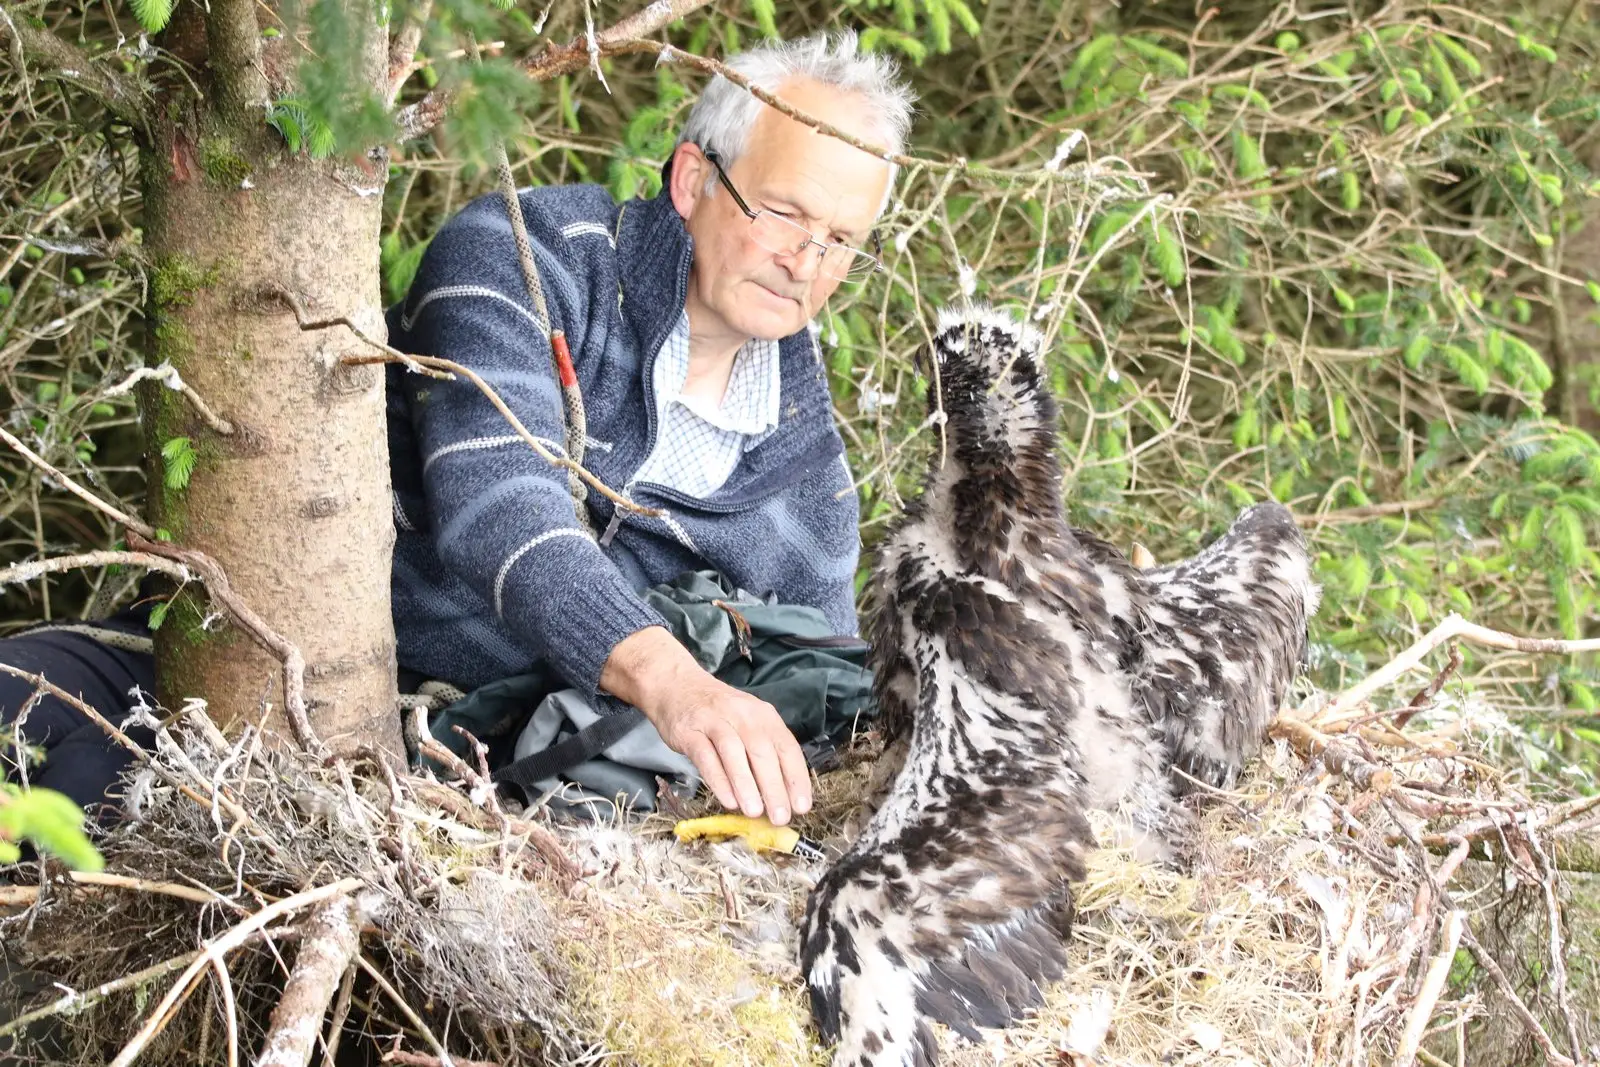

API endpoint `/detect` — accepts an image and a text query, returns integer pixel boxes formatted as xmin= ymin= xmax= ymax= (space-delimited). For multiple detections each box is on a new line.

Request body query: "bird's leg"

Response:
xmin=845 ymin=734 xmax=910 ymax=841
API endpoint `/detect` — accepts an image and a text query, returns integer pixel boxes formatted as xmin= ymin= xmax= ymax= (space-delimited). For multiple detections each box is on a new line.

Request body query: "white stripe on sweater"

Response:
xmin=561 ymin=221 xmax=617 ymax=248
xmin=493 ymin=528 xmax=592 ymax=616
xmin=401 ymin=285 xmax=548 ymax=337
xmin=423 ymin=433 xmax=564 ymax=473
xmin=658 ymin=512 xmax=699 ymax=554
xmin=392 ymin=491 xmax=416 ymax=532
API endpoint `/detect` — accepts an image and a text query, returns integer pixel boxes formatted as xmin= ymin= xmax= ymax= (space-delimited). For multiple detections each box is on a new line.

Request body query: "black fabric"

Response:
xmin=0 ymin=617 xmax=155 ymax=822
xmin=491 ymin=705 xmax=645 ymax=799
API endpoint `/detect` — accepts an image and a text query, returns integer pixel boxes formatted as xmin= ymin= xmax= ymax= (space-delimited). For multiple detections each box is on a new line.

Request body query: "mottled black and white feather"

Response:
xmin=799 ymin=306 xmax=1317 ymax=1066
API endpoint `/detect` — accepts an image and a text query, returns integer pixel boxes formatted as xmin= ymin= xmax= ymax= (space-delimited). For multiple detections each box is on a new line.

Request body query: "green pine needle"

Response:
xmin=127 ymin=0 xmax=173 ymax=33
xmin=162 ymin=435 xmax=197 ymax=491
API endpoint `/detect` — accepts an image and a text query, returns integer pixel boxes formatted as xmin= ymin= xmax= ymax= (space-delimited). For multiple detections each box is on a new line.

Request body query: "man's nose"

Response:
xmin=775 ymin=244 xmax=824 ymax=282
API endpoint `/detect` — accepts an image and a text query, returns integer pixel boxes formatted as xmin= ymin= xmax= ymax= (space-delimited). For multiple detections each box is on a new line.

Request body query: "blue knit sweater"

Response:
xmin=385 ymin=183 xmax=862 ymax=694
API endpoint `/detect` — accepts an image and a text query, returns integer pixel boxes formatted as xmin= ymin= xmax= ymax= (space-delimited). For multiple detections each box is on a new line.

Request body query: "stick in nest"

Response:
xmin=0 ymin=662 xmax=285 ymax=857
xmin=106 ymin=877 xmax=366 ymax=1067
xmin=254 ymin=894 xmax=372 ymax=1067
xmin=406 ymin=708 xmax=580 ymax=885
xmin=1269 ymin=712 xmax=1395 ymax=793
xmin=0 ymin=930 xmax=294 ymax=1043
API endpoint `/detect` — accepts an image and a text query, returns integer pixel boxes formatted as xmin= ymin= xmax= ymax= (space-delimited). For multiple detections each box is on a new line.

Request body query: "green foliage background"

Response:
xmin=378 ymin=0 xmax=1600 ymax=791
xmin=1 ymin=0 xmax=1598 ymax=796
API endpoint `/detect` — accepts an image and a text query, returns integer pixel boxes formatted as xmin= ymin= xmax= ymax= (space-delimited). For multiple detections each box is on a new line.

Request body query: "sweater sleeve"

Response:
xmin=396 ymin=197 xmax=663 ymax=694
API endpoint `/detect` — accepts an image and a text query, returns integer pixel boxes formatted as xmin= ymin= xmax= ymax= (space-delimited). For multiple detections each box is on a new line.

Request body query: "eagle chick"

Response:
xmin=800 ymin=306 xmax=1316 ymax=1066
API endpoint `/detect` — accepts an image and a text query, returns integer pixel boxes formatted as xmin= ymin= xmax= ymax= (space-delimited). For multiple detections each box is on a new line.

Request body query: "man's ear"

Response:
xmin=668 ymin=141 xmax=709 ymax=221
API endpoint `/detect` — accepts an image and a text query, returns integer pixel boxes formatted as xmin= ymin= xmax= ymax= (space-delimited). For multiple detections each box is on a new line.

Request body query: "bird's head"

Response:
xmin=921 ymin=304 xmax=1057 ymax=466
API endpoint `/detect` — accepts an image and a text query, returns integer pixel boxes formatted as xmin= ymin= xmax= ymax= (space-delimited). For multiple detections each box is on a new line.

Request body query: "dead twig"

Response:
xmin=1394 ymin=641 xmax=1462 ymax=729
xmin=319 ymin=963 xmax=358 ymax=1067
xmin=1389 ymin=793 xmax=1600 ymax=872
xmin=264 ymin=282 xmax=657 ymax=518
xmin=0 ymin=930 xmax=291 ymax=1041
xmin=1458 ymin=924 xmax=1579 ymax=1067
xmin=409 ymin=708 xmax=579 ymax=885
xmin=0 ymin=423 xmax=323 ymax=757
xmin=101 ymin=361 xmax=235 ymax=436
xmin=212 ymin=954 xmax=241 ymax=1067
xmin=0 ymin=548 xmax=193 ymax=590
xmin=1326 ymin=613 xmax=1600 ymax=719
xmin=0 ymin=870 xmax=232 ymax=908
xmin=399 ymin=0 xmax=716 ymax=138
xmin=355 ymin=954 xmax=450 ymax=1065
xmin=0 ymin=661 xmax=284 ymax=856
xmin=1393 ymin=910 xmax=1464 ymax=1067
xmin=128 ymin=531 xmax=324 ymax=758
xmin=0 ymin=422 xmax=154 ymax=537
xmin=1270 ymin=712 xmax=1395 ymax=792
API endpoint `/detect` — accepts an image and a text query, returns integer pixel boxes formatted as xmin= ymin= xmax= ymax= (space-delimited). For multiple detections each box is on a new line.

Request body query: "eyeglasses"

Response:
xmin=702 ymin=148 xmax=885 ymax=283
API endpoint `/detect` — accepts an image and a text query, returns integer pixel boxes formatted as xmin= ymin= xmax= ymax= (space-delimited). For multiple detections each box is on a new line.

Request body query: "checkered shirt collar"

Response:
xmin=658 ymin=311 xmax=782 ymax=438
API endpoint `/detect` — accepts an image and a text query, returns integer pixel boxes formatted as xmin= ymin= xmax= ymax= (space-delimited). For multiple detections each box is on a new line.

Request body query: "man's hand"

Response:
xmin=599 ymin=626 xmax=812 ymax=825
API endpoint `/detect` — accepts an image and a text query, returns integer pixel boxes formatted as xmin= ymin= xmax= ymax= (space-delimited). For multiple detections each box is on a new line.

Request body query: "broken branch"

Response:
xmin=253 ymin=894 xmax=371 ymax=1067
xmin=107 ymin=878 xmax=366 ymax=1067
xmin=128 ymin=531 xmax=324 ymax=758
xmin=1270 ymin=712 xmax=1395 ymax=793
xmin=1326 ymin=613 xmax=1600 ymax=719
xmin=102 ymin=362 xmax=236 ymax=436
xmin=265 ymin=281 xmax=656 ymax=517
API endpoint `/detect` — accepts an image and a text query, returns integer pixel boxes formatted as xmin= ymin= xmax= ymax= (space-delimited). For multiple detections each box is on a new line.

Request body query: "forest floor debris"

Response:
xmin=3 ymin=664 xmax=1597 ymax=1067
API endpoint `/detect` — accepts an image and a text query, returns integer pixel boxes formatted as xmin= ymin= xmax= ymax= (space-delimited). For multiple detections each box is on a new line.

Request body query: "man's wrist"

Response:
xmin=599 ymin=625 xmax=703 ymax=722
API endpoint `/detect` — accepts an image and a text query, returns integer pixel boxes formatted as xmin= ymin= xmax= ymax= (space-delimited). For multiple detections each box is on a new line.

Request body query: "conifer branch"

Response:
xmin=519 ymin=0 xmax=717 ymax=81
xmin=386 ymin=0 xmax=433 ymax=106
xmin=0 ymin=5 xmax=148 ymax=130
xmin=396 ymin=0 xmax=715 ymax=140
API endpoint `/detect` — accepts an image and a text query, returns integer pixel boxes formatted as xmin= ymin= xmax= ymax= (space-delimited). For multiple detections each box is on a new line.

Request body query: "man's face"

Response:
xmin=670 ymin=78 xmax=895 ymax=346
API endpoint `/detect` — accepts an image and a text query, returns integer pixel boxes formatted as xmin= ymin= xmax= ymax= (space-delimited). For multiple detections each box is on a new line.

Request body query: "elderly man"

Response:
xmin=386 ymin=33 xmax=915 ymax=826
xmin=0 ymin=32 xmax=913 ymax=826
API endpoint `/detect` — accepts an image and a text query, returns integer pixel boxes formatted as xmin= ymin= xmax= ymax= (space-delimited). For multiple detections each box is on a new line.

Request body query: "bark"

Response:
xmin=139 ymin=2 xmax=400 ymax=754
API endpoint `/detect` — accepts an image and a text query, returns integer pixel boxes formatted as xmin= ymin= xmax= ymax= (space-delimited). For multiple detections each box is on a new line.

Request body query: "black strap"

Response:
xmin=491 ymin=706 xmax=646 ymax=800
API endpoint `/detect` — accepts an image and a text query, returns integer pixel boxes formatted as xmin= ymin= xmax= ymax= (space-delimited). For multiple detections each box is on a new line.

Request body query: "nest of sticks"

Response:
xmin=2 ymin=617 xmax=1597 ymax=1067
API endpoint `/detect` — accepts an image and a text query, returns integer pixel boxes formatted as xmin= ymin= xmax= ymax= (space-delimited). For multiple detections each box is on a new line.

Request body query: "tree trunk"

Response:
xmin=139 ymin=2 xmax=400 ymax=753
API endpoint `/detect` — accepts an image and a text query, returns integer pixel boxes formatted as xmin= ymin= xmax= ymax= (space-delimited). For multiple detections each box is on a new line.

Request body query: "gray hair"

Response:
xmin=677 ymin=31 xmax=916 ymax=207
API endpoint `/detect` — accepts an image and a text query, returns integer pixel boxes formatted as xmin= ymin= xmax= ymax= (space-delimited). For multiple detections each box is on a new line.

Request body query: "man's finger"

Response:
xmin=774 ymin=727 xmax=812 ymax=817
xmin=685 ymin=736 xmax=737 ymax=811
xmin=744 ymin=735 xmax=792 ymax=825
xmin=708 ymin=724 xmax=763 ymax=818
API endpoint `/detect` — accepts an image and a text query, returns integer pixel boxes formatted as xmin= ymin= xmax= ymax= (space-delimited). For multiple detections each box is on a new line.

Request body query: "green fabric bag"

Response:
xmin=421 ymin=571 xmax=877 ymax=814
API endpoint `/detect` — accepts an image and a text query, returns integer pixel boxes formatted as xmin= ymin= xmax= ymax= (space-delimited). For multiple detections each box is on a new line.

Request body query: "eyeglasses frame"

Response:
xmin=700 ymin=147 xmax=885 ymax=282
